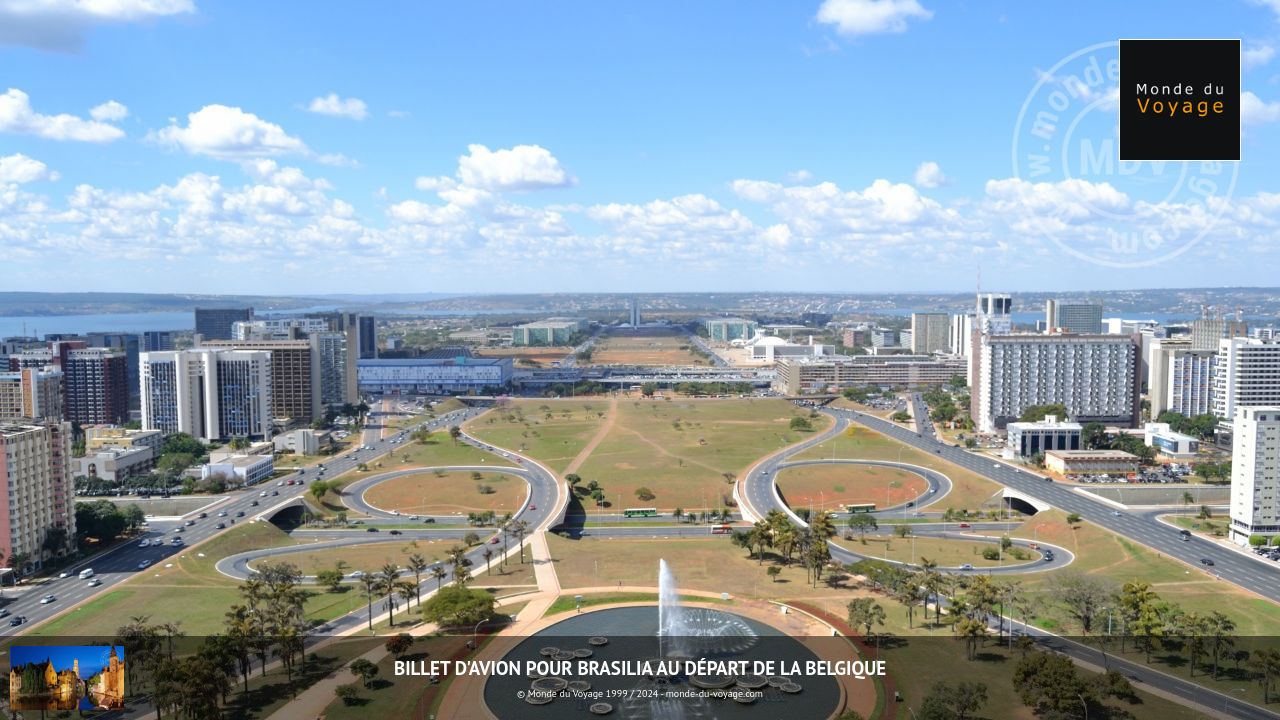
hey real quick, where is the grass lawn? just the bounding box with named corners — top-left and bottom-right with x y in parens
top-left (1163, 513), bottom-right (1231, 539)
top-left (544, 591), bottom-right (731, 616)
top-left (475, 347), bottom-right (572, 365)
top-left (248, 538), bottom-right (458, 575)
top-left (319, 639), bottom-right (466, 720)
top-left (832, 535), bottom-right (1040, 568)
top-left (546, 533), bottom-right (859, 599)
top-left (776, 462), bottom-right (927, 510)
top-left (589, 331), bottom-right (704, 365)
top-left (105, 496), bottom-right (220, 516)
top-left (363, 470), bottom-right (526, 515)
top-left (794, 424), bottom-right (1005, 512)
top-left (572, 398), bottom-right (831, 511)
top-left (467, 399), bottom-right (610, 474)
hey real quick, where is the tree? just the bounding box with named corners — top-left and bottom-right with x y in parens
top-left (161, 432), bottom-right (206, 457)
top-left (507, 519), bottom-right (529, 564)
top-left (1206, 611), bottom-right (1238, 678)
top-left (448, 425), bottom-right (462, 444)
top-left (385, 632), bottom-right (414, 659)
top-left (1052, 573), bottom-right (1113, 636)
top-left (1249, 647), bottom-right (1280, 704)
top-left (766, 566), bottom-right (782, 582)
top-left (407, 553), bottom-right (429, 606)
top-left (918, 681), bottom-right (988, 720)
top-left (316, 568), bottom-right (345, 593)
top-left (810, 510), bottom-right (837, 540)
top-left (789, 416), bottom-right (813, 431)
top-left (349, 658), bottom-right (379, 688)
top-left (1119, 581), bottom-right (1162, 659)
top-left (890, 410), bottom-right (911, 423)
top-left (565, 473), bottom-right (582, 488)
top-left (1019, 403), bottom-right (1069, 423)
top-left (635, 487), bottom-right (656, 502)
top-left (359, 573), bottom-right (379, 632)
top-left (1081, 422), bottom-right (1108, 450)
top-left (846, 598), bottom-right (886, 644)
top-left (1012, 651), bottom-right (1097, 717)
top-left (1065, 512), bottom-right (1081, 526)
top-left (847, 513), bottom-right (878, 543)
top-left (335, 683), bottom-right (361, 705)
top-left (310, 480), bottom-right (333, 502)
top-left (421, 585), bottom-right (497, 628)
top-left (430, 564), bottom-right (448, 591)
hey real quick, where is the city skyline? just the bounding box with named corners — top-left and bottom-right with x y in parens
top-left (3, 1), bottom-right (1280, 293)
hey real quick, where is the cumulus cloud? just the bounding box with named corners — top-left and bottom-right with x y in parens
top-left (816, 0), bottom-right (932, 36)
top-left (152, 105), bottom-right (307, 159)
top-left (784, 169), bottom-right (814, 183)
top-left (1242, 90), bottom-right (1280, 126)
top-left (456, 144), bottom-right (574, 192)
top-left (89, 100), bottom-right (129, 122)
top-left (306, 93), bottom-right (368, 120)
top-left (0, 0), bottom-right (194, 51)
top-left (0, 88), bottom-right (125, 142)
top-left (0, 154), bottom-right (59, 184)
top-left (1243, 43), bottom-right (1276, 70)
top-left (914, 161), bottom-right (946, 188)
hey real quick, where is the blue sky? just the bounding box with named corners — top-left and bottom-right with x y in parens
top-left (11, 644), bottom-right (119, 679)
top-left (2, 1), bottom-right (1279, 294)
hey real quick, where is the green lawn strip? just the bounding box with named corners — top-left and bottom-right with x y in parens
top-left (468, 400), bottom-right (610, 474)
top-left (545, 592), bottom-right (731, 616)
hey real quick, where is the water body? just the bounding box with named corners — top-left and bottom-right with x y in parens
top-left (0, 311), bottom-right (195, 338)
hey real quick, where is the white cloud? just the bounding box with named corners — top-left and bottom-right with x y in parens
top-left (1252, 0), bottom-right (1280, 19)
top-left (387, 200), bottom-right (469, 226)
top-left (306, 94), bottom-right (368, 120)
top-left (784, 169), bottom-right (813, 183)
top-left (0, 0), bottom-right (194, 51)
top-left (152, 105), bottom-right (307, 159)
top-left (456, 144), bottom-right (574, 192)
top-left (816, 0), bottom-right (932, 36)
top-left (0, 88), bottom-right (125, 142)
top-left (0, 154), bottom-right (59, 184)
top-left (914, 161), bottom-right (946, 188)
top-left (1243, 43), bottom-right (1276, 70)
top-left (1242, 90), bottom-right (1280, 126)
top-left (89, 100), bottom-right (129, 122)
top-left (984, 177), bottom-right (1129, 223)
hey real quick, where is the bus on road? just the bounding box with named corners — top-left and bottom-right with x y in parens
top-left (710, 524), bottom-right (733, 534)
top-left (623, 507), bottom-right (658, 518)
top-left (845, 503), bottom-right (876, 514)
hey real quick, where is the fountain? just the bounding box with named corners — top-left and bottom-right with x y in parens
top-left (657, 558), bottom-right (690, 659)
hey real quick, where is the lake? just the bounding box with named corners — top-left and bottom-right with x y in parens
top-left (0, 311), bottom-right (194, 338)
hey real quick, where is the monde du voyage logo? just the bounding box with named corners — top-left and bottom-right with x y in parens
top-left (1120, 39), bottom-right (1241, 161)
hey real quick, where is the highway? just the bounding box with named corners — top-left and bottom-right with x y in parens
top-left (0, 403), bottom-right (486, 637)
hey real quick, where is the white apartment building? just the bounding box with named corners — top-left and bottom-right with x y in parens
top-left (1147, 339), bottom-right (1215, 418)
top-left (140, 349), bottom-right (274, 442)
top-left (910, 313), bottom-right (950, 355)
top-left (1229, 407), bottom-right (1280, 545)
top-left (972, 334), bottom-right (1139, 432)
top-left (1212, 338), bottom-right (1280, 424)
top-left (0, 422), bottom-right (75, 573)
top-left (949, 313), bottom-right (973, 358)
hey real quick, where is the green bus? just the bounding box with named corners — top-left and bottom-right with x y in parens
top-left (845, 503), bottom-right (876, 514)
top-left (623, 507), bottom-right (658, 518)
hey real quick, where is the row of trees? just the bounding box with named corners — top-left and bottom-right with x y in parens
top-left (730, 508), bottom-right (837, 587)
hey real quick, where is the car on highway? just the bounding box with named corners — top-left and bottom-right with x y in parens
top-left (218, 510), bottom-right (228, 517)
top-left (1111, 511), bottom-right (1122, 516)
top-left (528, 504), bottom-right (537, 511)
top-left (271, 490), bottom-right (279, 496)
top-left (198, 512), bottom-right (208, 518)
top-left (88, 578), bottom-right (102, 587)
top-left (960, 564), bottom-right (974, 571)
top-left (138, 539), bottom-right (150, 547)
top-left (236, 510), bottom-right (245, 517)
top-left (185, 519), bottom-right (195, 526)
top-left (489, 536), bottom-right (501, 544)
top-left (389, 530), bottom-right (402, 535)
top-left (58, 571), bottom-right (71, 578)
top-left (249, 501), bottom-right (258, 507)
top-left (277, 480), bottom-right (285, 486)
top-left (170, 538), bottom-right (183, 546)
top-left (259, 491), bottom-right (268, 497)
top-left (958, 523), bottom-right (971, 529)
top-left (1200, 558), bottom-right (1215, 566)
top-left (173, 526), bottom-right (184, 533)
top-left (366, 527), bottom-right (379, 532)
top-left (39, 595), bottom-right (56, 604)
top-left (215, 522), bottom-right (225, 529)
top-left (138, 560), bottom-right (152, 570)
top-left (0, 609), bottom-right (8, 618)
top-left (8, 616), bottom-right (25, 627)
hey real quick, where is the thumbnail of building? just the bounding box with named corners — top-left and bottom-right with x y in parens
top-left (772, 355), bottom-right (966, 395)
top-left (10, 645), bottom-right (126, 712)
top-left (1043, 449), bottom-right (1140, 478)
top-left (75, 446), bottom-right (155, 483)
top-left (704, 318), bottom-right (757, 343)
top-left (972, 334), bottom-right (1139, 432)
top-left (1045, 300), bottom-right (1104, 334)
top-left (195, 307), bottom-right (254, 341)
top-left (357, 357), bottom-right (513, 394)
top-left (512, 318), bottom-right (589, 346)
top-left (910, 313), bottom-right (951, 355)
top-left (1147, 339), bottom-right (1215, 418)
top-left (1213, 338), bottom-right (1280, 424)
top-left (1005, 415), bottom-right (1082, 457)
top-left (0, 368), bottom-right (62, 421)
top-left (1229, 406), bottom-right (1280, 545)
top-left (0, 422), bottom-right (75, 573)
top-left (1142, 422), bottom-right (1199, 458)
top-left (201, 453), bottom-right (274, 486)
top-left (140, 349), bottom-right (274, 442)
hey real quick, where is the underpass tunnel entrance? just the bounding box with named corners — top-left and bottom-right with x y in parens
top-left (1003, 496), bottom-right (1040, 516)
top-left (266, 503), bottom-right (308, 531)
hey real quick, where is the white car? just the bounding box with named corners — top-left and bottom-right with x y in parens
top-left (137, 560), bottom-right (152, 570)
top-left (138, 539), bottom-right (150, 548)
top-left (39, 595), bottom-right (56, 604)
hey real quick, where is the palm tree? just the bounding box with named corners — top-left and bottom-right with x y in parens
top-left (395, 580), bottom-right (417, 619)
top-left (380, 563), bottom-right (403, 626)
top-left (407, 554), bottom-right (429, 607)
top-left (430, 564), bottom-right (447, 591)
top-left (895, 574), bottom-right (926, 629)
top-left (482, 547), bottom-right (495, 575)
top-left (809, 510), bottom-right (837, 540)
top-left (359, 573), bottom-right (379, 632)
top-left (508, 520), bottom-right (530, 564)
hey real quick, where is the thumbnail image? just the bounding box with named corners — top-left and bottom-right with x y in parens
top-left (9, 645), bottom-right (126, 711)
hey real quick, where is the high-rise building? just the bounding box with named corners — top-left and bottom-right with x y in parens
top-left (870, 329), bottom-right (898, 348)
top-left (305, 312), bottom-right (359, 404)
top-left (1147, 338), bottom-right (1214, 418)
top-left (949, 313), bottom-right (973, 357)
top-left (194, 307), bottom-right (254, 341)
top-left (969, 292), bottom-right (1014, 388)
top-left (1213, 337), bottom-right (1280, 423)
top-left (85, 333), bottom-right (140, 409)
top-left (513, 318), bottom-right (590, 345)
top-left (62, 347), bottom-right (129, 425)
top-left (140, 349), bottom-right (273, 442)
top-left (0, 421), bottom-right (75, 572)
top-left (1191, 317), bottom-right (1248, 351)
top-left (312, 331), bottom-right (349, 407)
top-left (142, 331), bottom-right (175, 352)
top-left (232, 317), bottom-right (331, 341)
top-left (1229, 406), bottom-right (1280, 545)
top-left (972, 333), bottom-right (1140, 431)
top-left (1045, 300), bottom-right (1104, 334)
top-left (200, 339), bottom-right (318, 426)
top-left (0, 368), bottom-right (63, 421)
top-left (910, 313), bottom-right (950, 355)
top-left (358, 315), bottom-right (377, 359)
top-left (630, 298), bottom-right (640, 327)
